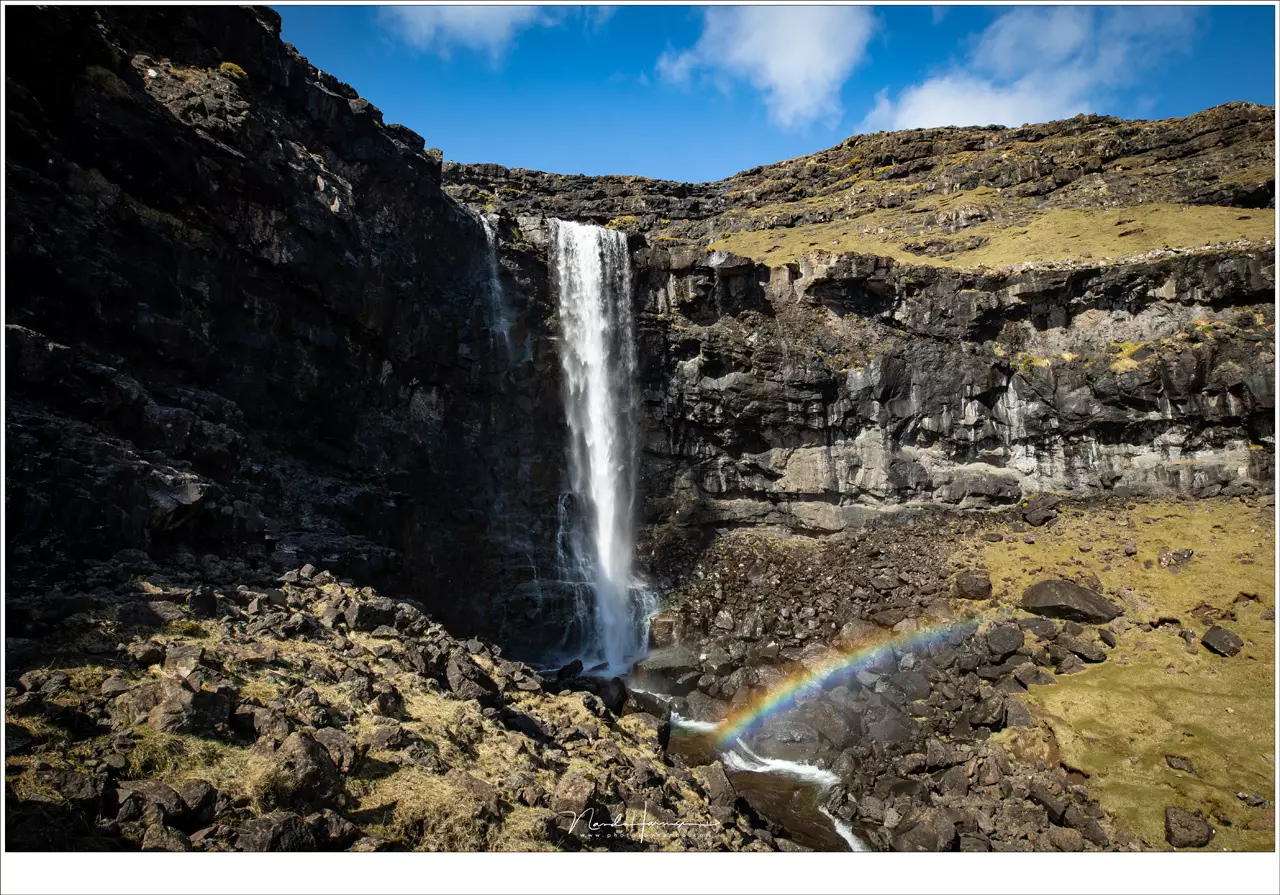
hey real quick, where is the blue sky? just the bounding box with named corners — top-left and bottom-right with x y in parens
top-left (276, 5), bottom-right (1276, 182)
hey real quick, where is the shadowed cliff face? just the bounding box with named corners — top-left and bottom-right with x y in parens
top-left (4, 6), bottom-right (1275, 651)
top-left (4, 6), bottom-right (567, 651)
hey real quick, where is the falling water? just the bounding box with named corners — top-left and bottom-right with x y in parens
top-left (550, 219), bottom-right (652, 672)
top-left (477, 212), bottom-right (514, 355)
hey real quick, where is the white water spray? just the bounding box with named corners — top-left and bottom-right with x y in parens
top-left (477, 212), bottom-right (513, 354)
top-left (550, 219), bottom-right (651, 672)
top-left (725, 740), bottom-right (870, 851)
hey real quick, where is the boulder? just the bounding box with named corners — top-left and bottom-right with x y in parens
top-left (1022, 494), bottom-right (1061, 526)
top-left (985, 624), bottom-right (1024, 658)
top-left (684, 690), bottom-right (729, 723)
top-left (148, 680), bottom-right (236, 735)
top-left (892, 808), bottom-right (957, 851)
top-left (1165, 806), bottom-right (1212, 848)
top-left (1021, 580), bottom-right (1121, 624)
top-left (1056, 633), bottom-right (1107, 663)
top-left (692, 762), bottom-right (736, 809)
top-left (344, 599), bottom-right (397, 632)
top-left (1201, 626), bottom-right (1244, 657)
top-left (141, 823), bottom-right (192, 852)
top-left (235, 811), bottom-right (317, 851)
top-left (953, 570), bottom-right (992, 600)
top-left (313, 727), bottom-right (360, 772)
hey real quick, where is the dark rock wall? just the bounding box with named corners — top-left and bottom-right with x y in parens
top-left (5, 6), bottom-right (565, 651)
top-left (629, 245), bottom-right (1274, 542)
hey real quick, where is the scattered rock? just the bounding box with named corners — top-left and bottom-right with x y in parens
top-left (1164, 806), bottom-right (1212, 848)
top-left (1201, 626), bottom-right (1244, 657)
top-left (235, 812), bottom-right (317, 852)
top-left (1022, 580), bottom-right (1121, 624)
top-left (954, 570), bottom-right (992, 600)
top-left (1022, 494), bottom-right (1061, 527)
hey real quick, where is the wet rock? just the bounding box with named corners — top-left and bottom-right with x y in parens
top-left (692, 762), bottom-right (737, 809)
top-left (685, 690), bottom-right (729, 723)
top-left (555, 659), bottom-right (584, 680)
top-left (1022, 580), bottom-right (1121, 624)
top-left (648, 612), bottom-right (678, 648)
top-left (236, 812), bottom-right (317, 852)
top-left (1201, 626), bottom-right (1244, 657)
top-left (1165, 806), bottom-right (1212, 848)
top-left (776, 838), bottom-right (814, 852)
top-left (954, 570), bottom-right (992, 600)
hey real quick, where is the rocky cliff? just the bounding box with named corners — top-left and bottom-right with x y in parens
top-left (449, 108), bottom-right (1275, 550)
top-left (5, 5), bottom-right (572, 654)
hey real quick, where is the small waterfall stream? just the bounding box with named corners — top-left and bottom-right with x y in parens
top-left (549, 219), bottom-right (655, 673)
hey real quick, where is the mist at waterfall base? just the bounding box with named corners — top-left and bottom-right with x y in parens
top-left (547, 219), bottom-right (656, 675)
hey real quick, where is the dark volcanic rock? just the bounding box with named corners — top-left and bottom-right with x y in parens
top-left (1021, 580), bottom-right (1122, 624)
top-left (1165, 806), bottom-right (1213, 848)
top-left (1021, 494), bottom-right (1062, 527)
top-left (235, 812), bottom-right (317, 852)
top-left (954, 570), bottom-right (993, 600)
top-left (1201, 626), bottom-right (1244, 657)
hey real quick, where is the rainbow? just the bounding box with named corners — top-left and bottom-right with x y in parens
top-left (712, 615), bottom-right (980, 748)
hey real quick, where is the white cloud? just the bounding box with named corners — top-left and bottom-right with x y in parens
top-left (658, 6), bottom-right (877, 130)
top-left (377, 6), bottom-right (552, 61)
top-left (861, 6), bottom-right (1199, 132)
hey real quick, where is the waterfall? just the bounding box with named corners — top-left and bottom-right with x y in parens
top-left (550, 219), bottom-right (652, 672)
top-left (478, 212), bottom-right (514, 355)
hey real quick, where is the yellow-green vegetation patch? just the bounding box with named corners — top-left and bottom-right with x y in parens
top-left (968, 498), bottom-right (1275, 850)
top-left (710, 202), bottom-right (1274, 270)
top-left (124, 726), bottom-right (254, 791)
top-left (217, 61), bottom-right (248, 81)
top-left (354, 766), bottom-right (485, 851)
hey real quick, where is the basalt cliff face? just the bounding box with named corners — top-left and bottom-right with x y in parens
top-left (5, 6), bottom-right (572, 653)
top-left (448, 109), bottom-right (1275, 551)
